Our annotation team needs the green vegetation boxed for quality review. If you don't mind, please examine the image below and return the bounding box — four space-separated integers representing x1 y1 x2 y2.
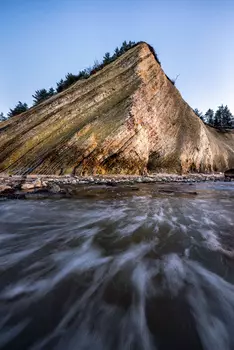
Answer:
193 109 204 121
2 40 136 118
194 105 234 128
0 112 7 121
2 39 233 131
32 88 55 105
205 109 214 125
7 101 28 117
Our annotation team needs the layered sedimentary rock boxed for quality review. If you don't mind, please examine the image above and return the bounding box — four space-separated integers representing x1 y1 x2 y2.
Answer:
0 42 234 175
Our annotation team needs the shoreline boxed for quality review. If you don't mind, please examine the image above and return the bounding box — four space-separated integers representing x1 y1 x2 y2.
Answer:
0 173 233 200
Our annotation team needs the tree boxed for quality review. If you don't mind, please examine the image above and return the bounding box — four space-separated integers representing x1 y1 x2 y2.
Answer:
214 108 221 127
90 60 103 75
32 88 55 105
103 52 112 65
194 108 204 121
48 87 55 96
119 40 128 54
128 40 136 48
113 47 121 59
119 40 136 55
57 73 83 93
0 112 7 121
56 79 65 93
92 60 101 70
213 105 233 128
8 101 28 117
205 109 214 125
63 73 79 89
77 69 90 79
222 105 233 128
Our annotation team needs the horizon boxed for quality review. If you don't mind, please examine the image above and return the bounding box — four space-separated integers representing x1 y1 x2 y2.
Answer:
1 0 233 115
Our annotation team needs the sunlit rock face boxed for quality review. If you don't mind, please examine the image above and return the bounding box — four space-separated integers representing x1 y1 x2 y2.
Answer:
0 42 234 175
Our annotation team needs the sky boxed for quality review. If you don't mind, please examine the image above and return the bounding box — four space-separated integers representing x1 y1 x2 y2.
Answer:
0 0 233 115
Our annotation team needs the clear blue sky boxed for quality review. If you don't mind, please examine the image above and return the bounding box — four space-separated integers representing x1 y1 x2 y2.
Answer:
1 0 233 115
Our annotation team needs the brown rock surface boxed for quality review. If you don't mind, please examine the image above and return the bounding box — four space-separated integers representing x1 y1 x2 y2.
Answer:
0 185 12 192
0 42 234 175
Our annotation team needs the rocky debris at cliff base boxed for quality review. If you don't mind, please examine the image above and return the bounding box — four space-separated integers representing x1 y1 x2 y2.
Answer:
0 173 232 200
21 179 42 190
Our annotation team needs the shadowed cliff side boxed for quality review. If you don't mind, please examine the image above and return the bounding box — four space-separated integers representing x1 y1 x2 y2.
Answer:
0 42 234 175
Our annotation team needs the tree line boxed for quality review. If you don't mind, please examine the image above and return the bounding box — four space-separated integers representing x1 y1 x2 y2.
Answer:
0 40 136 120
194 105 234 128
1 40 233 130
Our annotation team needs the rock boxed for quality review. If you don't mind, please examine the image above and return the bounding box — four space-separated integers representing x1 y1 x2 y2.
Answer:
21 183 35 190
26 175 39 179
224 169 234 178
130 186 140 191
0 185 11 192
0 43 234 176
0 185 12 193
20 178 42 190
47 183 61 193
106 182 118 187
217 247 234 259
33 179 42 188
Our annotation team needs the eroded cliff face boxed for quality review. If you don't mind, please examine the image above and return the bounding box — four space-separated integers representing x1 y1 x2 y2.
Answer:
0 43 234 175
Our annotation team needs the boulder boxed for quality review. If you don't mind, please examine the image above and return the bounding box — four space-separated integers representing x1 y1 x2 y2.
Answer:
224 169 234 178
21 183 35 190
0 185 12 193
47 183 61 193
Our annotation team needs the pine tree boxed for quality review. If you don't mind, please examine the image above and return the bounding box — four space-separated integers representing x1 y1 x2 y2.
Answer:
194 108 204 121
222 105 233 128
0 112 7 121
56 74 79 93
103 52 112 65
119 40 136 55
64 73 79 88
119 41 128 55
205 109 214 125
214 106 223 127
127 40 136 49
32 88 54 105
76 69 90 79
113 47 121 59
56 79 65 93
48 87 55 97
8 101 28 117
90 60 102 75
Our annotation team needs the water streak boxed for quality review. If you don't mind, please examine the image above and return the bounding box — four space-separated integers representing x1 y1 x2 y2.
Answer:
0 182 234 350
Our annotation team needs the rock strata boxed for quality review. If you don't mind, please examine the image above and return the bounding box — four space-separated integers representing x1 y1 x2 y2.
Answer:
0 43 234 175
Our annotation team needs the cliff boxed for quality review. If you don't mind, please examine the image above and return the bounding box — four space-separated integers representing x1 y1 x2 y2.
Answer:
1 42 234 175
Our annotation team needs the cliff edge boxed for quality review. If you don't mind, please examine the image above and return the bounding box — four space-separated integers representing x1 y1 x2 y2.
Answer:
1 42 234 175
